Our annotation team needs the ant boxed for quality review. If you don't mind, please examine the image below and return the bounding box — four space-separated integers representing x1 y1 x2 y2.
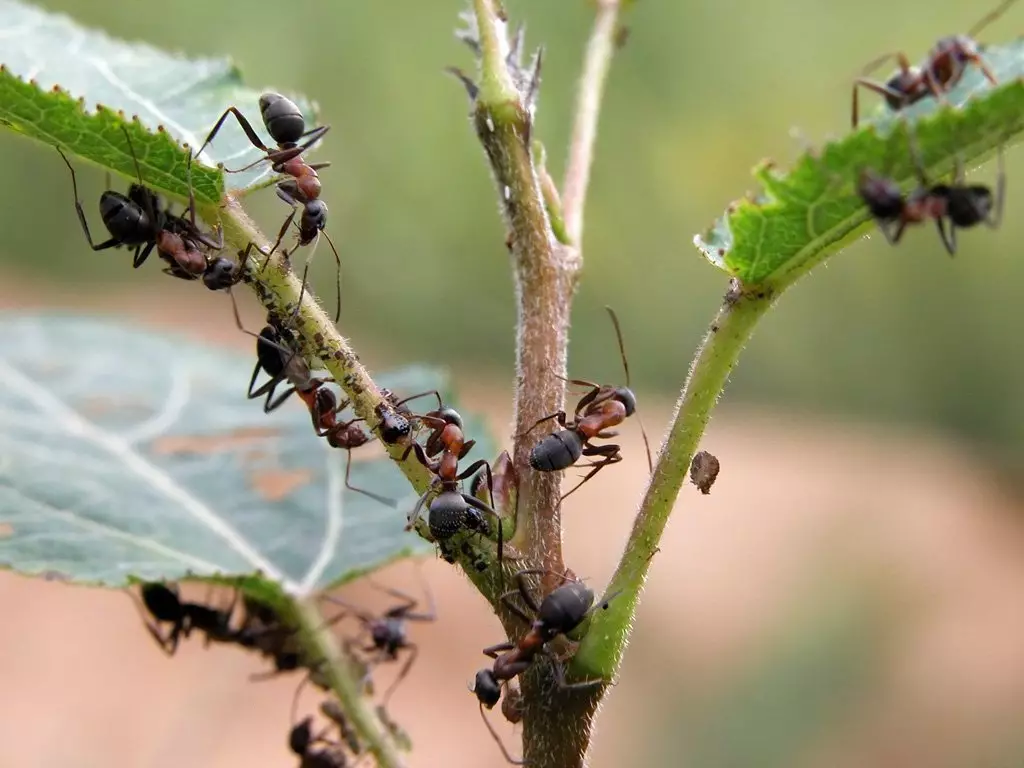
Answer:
193 93 341 321
850 0 1018 128
132 582 240 655
470 569 610 765
58 127 231 286
524 307 652 501
403 406 501 551
325 575 436 706
289 716 360 768
857 126 1004 255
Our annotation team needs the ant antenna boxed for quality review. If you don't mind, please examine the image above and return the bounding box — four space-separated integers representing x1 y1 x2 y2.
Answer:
968 0 1019 37
479 702 527 765
604 306 653 473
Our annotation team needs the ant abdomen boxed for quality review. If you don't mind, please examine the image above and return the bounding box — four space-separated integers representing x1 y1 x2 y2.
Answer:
614 386 637 417
529 430 583 472
474 669 502 708
428 491 488 540
259 92 306 146
537 582 594 638
947 185 994 225
141 582 182 622
99 191 151 243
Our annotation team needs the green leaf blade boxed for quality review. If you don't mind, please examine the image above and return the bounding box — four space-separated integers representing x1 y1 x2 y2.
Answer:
0 0 319 203
0 315 494 594
694 38 1024 287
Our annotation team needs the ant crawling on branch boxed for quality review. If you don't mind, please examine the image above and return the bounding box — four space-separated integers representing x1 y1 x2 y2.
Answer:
404 404 504 557
857 124 1005 255
193 93 342 322
325 573 437 706
470 569 613 764
57 127 237 289
850 0 1019 127
289 715 365 768
524 307 652 501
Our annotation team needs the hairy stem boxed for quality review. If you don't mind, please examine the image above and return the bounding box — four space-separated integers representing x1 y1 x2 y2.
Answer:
561 0 621 245
293 598 407 768
573 280 777 678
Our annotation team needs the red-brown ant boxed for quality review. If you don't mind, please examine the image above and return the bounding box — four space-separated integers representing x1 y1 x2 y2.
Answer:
403 407 499 548
858 128 1005 255
326 575 436 706
470 569 610 765
193 93 342 320
58 128 231 286
524 307 652 501
850 0 1018 128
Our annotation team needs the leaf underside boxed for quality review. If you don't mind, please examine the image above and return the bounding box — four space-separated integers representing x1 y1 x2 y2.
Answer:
694 37 1024 287
0 0 320 204
0 315 494 595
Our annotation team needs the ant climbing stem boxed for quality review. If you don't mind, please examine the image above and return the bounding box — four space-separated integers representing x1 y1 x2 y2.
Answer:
524 307 652 501
850 0 1019 127
324 571 437 707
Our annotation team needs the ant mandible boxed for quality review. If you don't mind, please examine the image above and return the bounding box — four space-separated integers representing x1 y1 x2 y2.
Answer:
850 0 1018 128
193 93 342 320
325 574 437 706
58 127 231 286
858 126 1005 255
470 569 610 765
524 307 652 501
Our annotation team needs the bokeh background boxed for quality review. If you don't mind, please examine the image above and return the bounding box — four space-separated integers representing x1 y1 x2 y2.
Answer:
1 0 1024 766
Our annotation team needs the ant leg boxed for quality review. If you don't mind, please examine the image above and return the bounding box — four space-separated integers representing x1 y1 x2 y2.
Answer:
497 590 535 624
551 660 606 691
261 208 298 275
380 644 418 707
851 78 909 129
264 383 298 413
56 148 122 251
133 242 157 269
559 448 622 502
393 390 444 410
935 217 957 256
195 106 272 164
126 590 181 655
482 641 516 659
479 702 527 765
342 447 398 506
519 411 568 439
987 144 1006 228
248 124 333 171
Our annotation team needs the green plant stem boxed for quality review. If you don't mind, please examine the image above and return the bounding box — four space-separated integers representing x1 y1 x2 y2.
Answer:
293 597 407 768
573 280 777 679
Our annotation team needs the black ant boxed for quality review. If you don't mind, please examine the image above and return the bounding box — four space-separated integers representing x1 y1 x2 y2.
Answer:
325 575 436 706
403 406 501 551
524 307 652 501
289 716 358 768
193 93 341 321
58 127 230 285
851 0 1018 128
857 127 1004 255
132 582 239 655
470 569 610 765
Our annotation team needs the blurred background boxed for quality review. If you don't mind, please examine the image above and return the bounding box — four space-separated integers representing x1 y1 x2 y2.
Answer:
1 0 1024 766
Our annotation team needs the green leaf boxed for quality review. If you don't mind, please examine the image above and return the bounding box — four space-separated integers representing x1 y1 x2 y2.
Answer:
694 37 1024 287
0 0 319 203
0 315 494 594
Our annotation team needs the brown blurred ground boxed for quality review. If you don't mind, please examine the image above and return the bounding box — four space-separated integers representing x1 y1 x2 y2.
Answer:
2 277 1024 768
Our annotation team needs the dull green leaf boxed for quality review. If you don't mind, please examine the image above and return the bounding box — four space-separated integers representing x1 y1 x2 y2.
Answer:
0 0 319 203
694 37 1024 287
0 315 494 595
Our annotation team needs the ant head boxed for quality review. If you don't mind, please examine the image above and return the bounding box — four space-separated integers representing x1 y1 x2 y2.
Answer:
537 580 595 638
857 169 904 221
302 200 328 234
259 92 306 146
141 582 182 620
202 257 241 291
614 386 637 417
288 716 314 756
427 406 464 429
472 669 502 708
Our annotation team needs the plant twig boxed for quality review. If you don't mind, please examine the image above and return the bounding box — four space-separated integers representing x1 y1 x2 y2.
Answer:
293 597 407 768
561 0 623 246
573 280 778 678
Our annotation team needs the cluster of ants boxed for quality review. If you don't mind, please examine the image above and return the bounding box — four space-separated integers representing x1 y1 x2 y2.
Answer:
56 2 1020 756
849 0 1014 253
